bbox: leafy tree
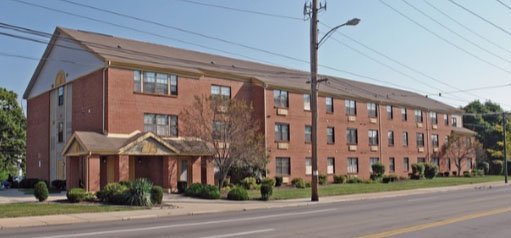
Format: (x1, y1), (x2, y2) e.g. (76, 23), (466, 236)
(441, 134), (479, 176)
(0, 88), (26, 177)
(463, 100), (510, 161)
(180, 96), (267, 189)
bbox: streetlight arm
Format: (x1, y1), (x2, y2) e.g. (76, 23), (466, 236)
(317, 18), (360, 48)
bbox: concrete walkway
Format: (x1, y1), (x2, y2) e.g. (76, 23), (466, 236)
(0, 181), (505, 229)
(0, 189), (66, 204)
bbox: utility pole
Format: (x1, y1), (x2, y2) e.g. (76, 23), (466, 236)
(308, 0), (321, 202)
(503, 112), (508, 184)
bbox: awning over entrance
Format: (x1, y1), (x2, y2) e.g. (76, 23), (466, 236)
(451, 127), (477, 136)
(62, 131), (214, 157)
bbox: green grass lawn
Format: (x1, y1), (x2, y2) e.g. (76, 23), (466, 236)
(247, 176), (504, 200)
(0, 203), (144, 218)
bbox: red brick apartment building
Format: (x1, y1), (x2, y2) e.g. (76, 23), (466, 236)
(24, 27), (476, 192)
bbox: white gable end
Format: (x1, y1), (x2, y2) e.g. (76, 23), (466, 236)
(28, 35), (104, 99)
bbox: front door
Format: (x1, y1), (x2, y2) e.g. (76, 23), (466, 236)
(180, 159), (189, 182)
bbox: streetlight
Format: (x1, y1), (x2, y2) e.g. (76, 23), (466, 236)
(308, 0), (360, 202)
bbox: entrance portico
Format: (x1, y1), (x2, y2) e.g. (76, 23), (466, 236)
(62, 131), (214, 192)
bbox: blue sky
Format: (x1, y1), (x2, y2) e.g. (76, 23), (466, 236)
(1, 0), (511, 111)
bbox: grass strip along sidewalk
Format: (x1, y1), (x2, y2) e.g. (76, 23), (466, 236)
(247, 176), (504, 200)
(0, 203), (143, 218)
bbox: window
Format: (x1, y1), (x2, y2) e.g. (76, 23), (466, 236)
(275, 123), (289, 142)
(134, 70), (141, 92)
(345, 100), (356, 115)
(367, 103), (378, 118)
(370, 157), (380, 172)
(327, 127), (335, 144)
(416, 133), (425, 147)
(137, 70), (178, 96)
(388, 131), (394, 146)
(467, 159), (472, 169)
(57, 122), (64, 143)
(432, 157), (440, 167)
(346, 128), (358, 145)
(452, 117), (458, 127)
(430, 112), (438, 125)
(445, 135), (449, 145)
(402, 132), (409, 146)
(403, 157), (410, 172)
(57, 86), (64, 106)
(170, 74), (178, 95)
(143, 72), (156, 93)
(418, 157), (426, 163)
(305, 157), (312, 175)
(144, 114), (178, 137)
(327, 157), (335, 174)
(389, 157), (395, 173)
(444, 114), (449, 126)
(211, 85), (231, 100)
(304, 94), (311, 111)
(415, 109), (423, 123)
(368, 129), (379, 145)
(326, 97), (334, 113)
(212, 121), (225, 140)
(447, 158), (451, 170)
(276, 157), (290, 176)
(273, 90), (288, 108)
(347, 157), (358, 174)
(432, 134), (439, 148)
(304, 125), (312, 143)
(401, 108), (407, 121)
(387, 105), (393, 119)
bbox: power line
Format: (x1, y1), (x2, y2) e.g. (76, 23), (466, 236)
(55, 0), (309, 64)
(448, 0), (511, 38)
(169, 0), (304, 21)
(424, 0), (511, 57)
(497, 0), (511, 11)
(379, 0), (511, 75)
(402, 0), (511, 64)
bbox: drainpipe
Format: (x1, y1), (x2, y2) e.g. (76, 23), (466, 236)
(87, 151), (91, 192)
(102, 62), (110, 135)
(263, 83), (268, 176)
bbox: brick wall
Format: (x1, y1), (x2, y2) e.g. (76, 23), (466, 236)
(26, 92), (50, 181)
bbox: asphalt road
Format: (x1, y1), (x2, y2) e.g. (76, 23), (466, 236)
(1, 184), (510, 238)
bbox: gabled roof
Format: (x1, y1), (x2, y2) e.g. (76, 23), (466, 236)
(62, 131), (213, 157)
(30, 27), (462, 113)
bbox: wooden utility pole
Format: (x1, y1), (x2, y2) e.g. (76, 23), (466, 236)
(309, 0), (320, 202)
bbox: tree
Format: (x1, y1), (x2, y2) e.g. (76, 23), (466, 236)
(463, 100), (510, 161)
(0, 88), (26, 178)
(441, 133), (479, 176)
(180, 95), (267, 189)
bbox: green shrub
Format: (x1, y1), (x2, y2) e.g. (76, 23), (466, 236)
(240, 177), (257, 190)
(476, 169), (485, 176)
(443, 172), (450, 177)
(424, 163), (439, 179)
(151, 186), (164, 205)
(124, 178), (152, 206)
(463, 171), (472, 177)
(261, 178), (275, 187)
(305, 181), (311, 188)
(200, 184), (220, 199)
(333, 175), (346, 184)
(177, 181), (188, 194)
(371, 163), (385, 179)
(291, 178), (306, 189)
(34, 181), (49, 202)
(490, 160), (503, 175)
(275, 176), (283, 187)
(185, 183), (203, 197)
(119, 180), (132, 187)
(477, 162), (490, 175)
(67, 188), (86, 203)
(227, 186), (249, 201)
(318, 174), (328, 185)
(382, 174), (399, 183)
(96, 182), (128, 204)
(84, 192), (96, 202)
(411, 163), (425, 179)
(347, 176), (363, 184)
(260, 183), (273, 201)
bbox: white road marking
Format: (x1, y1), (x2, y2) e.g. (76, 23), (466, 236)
(199, 228), (274, 238)
(35, 208), (335, 238)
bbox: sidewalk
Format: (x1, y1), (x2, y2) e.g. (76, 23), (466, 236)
(0, 181), (505, 229)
